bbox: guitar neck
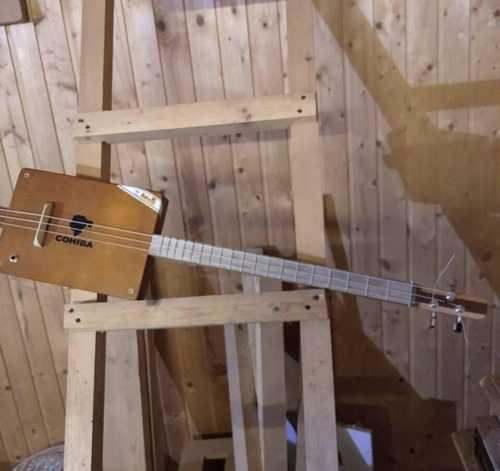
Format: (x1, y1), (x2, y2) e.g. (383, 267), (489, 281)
(149, 236), (416, 307)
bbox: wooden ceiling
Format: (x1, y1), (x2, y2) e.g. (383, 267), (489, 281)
(0, 0), (499, 469)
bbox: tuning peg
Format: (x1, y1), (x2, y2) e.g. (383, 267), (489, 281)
(446, 291), (456, 302)
(429, 311), (437, 329)
(453, 318), (463, 334)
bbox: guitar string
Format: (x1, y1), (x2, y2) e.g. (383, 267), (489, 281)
(1, 209), (415, 298)
(0, 207), (154, 240)
(0, 219), (464, 309)
(0, 213), (151, 247)
(0, 207), (479, 310)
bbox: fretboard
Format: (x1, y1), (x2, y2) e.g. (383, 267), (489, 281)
(149, 236), (415, 307)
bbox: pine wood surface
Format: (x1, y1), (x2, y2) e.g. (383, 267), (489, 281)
(0, 0), (499, 469)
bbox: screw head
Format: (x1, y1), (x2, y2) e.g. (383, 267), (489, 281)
(9, 255), (18, 264)
(24, 172), (30, 178)
(128, 288), (134, 295)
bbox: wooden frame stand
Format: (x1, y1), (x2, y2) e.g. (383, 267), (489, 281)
(64, 1), (339, 470)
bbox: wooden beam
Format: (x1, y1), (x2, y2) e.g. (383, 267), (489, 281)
(180, 438), (235, 471)
(75, 0), (114, 180)
(64, 2), (113, 471)
(0, 0), (27, 26)
(65, 290), (327, 332)
(248, 276), (287, 471)
(64, 332), (106, 471)
(287, 1), (339, 471)
(480, 376), (500, 415)
(451, 430), (481, 471)
(74, 93), (316, 144)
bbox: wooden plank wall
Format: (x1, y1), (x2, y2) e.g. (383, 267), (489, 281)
(0, 0), (499, 469)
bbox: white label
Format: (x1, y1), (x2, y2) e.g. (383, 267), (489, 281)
(118, 185), (162, 213)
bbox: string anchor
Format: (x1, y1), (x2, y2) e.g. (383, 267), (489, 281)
(453, 306), (464, 334)
(429, 311), (437, 329)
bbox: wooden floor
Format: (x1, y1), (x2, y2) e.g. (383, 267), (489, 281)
(0, 0), (499, 469)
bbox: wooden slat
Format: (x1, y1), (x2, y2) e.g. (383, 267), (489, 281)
(374, 0), (409, 380)
(406, 0), (439, 399)
(75, 0), (114, 180)
(64, 332), (106, 471)
(65, 290), (328, 331)
(34, 0), (78, 174)
(75, 94), (315, 144)
(180, 438), (234, 471)
(465, 0), (497, 427)
(246, 1), (295, 257)
(215, 1), (267, 249)
(0, 28), (51, 457)
(480, 376), (500, 416)
(103, 328), (153, 471)
(436, 0), (468, 428)
(0, 342), (29, 465)
(153, 0), (229, 440)
(0, 0), (26, 26)
(287, 1), (339, 470)
(452, 430), (481, 471)
(124, 0), (229, 441)
(64, 2), (114, 471)
(7, 277), (65, 443)
(4, 23), (68, 427)
(184, 0), (242, 293)
(342, 0), (383, 367)
(250, 276), (287, 471)
(225, 322), (262, 471)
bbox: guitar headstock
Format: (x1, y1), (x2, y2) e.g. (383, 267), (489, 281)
(413, 286), (488, 321)
(0, 169), (164, 299)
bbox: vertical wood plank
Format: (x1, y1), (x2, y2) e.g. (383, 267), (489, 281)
(76, 0), (114, 179)
(120, 0), (185, 238)
(64, 332), (106, 471)
(225, 323), (262, 471)
(246, 0), (295, 257)
(7, 277), (65, 443)
(215, 0), (267, 250)
(33, 0), (78, 174)
(65, 2), (114, 471)
(465, 0), (498, 427)
(103, 329), (152, 471)
(0, 306), (29, 466)
(184, 0), (242, 294)
(149, 0), (230, 438)
(0, 28), (51, 458)
(2, 21), (68, 412)
(374, 0), (409, 379)
(436, 0), (469, 429)
(287, 1), (339, 470)
(342, 0), (383, 366)
(184, 0), (242, 435)
(406, 0), (438, 398)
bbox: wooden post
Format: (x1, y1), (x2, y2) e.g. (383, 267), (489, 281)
(64, 1), (151, 471)
(63, 1), (114, 470)
(287, 1), (339, 470)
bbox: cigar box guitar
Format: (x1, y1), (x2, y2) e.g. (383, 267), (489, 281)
(0, 169), (488, 326)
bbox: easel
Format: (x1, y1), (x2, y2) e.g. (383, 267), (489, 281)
(63, 1), (338, 471)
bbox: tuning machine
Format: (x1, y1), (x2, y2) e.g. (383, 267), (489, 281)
(453, 306), (464, 334)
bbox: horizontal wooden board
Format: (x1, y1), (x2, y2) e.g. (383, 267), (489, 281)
(74, 93), (316, 143)
(0, 0), (27, 26)
(64, 289), (328, 331)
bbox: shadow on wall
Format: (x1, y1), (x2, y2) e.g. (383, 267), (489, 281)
(315, 0), (500, 295)
(326, 195), (460, 471)
(313, 1), (500, 469)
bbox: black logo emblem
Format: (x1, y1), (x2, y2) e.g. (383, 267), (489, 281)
(55, 214), (94, 249)
(69, 215), (93, 237)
